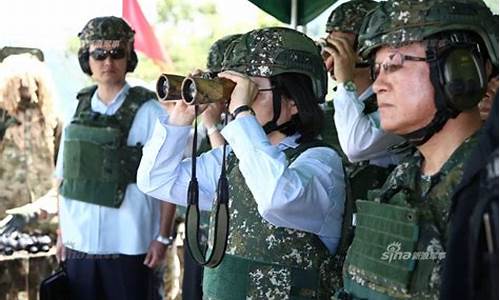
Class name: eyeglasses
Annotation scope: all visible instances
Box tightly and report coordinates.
[370,52,426,80]
[89,48,126,61]
[258,86,275,93]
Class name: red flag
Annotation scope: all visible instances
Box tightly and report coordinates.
[122,0,173,71]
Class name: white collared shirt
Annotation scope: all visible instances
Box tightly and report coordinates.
[56,83,165,255]
[137,115,345,254]
[333,83,405,167]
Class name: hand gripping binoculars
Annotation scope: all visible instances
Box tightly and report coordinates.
[156,73,236,105]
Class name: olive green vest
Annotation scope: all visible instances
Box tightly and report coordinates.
[59,85,155,208]
[203,141,337,300]
[322,101,395,295]
[342,133,479,300]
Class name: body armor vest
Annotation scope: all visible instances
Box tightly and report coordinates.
[59,85,155,208]
[203,141,337,299]
[342,133,479,299]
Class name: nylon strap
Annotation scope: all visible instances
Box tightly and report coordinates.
[185,105,230,268]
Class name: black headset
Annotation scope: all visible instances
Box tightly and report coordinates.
[435,43,487,113]
[78,47,138,76]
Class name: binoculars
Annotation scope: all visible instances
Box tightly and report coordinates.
[156,73,236,105]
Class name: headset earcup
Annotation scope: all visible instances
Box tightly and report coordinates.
[127,50,138,72]
[78,48,92,76]
[442,48,486,111]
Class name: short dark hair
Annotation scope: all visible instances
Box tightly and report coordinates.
[272,73,324,143]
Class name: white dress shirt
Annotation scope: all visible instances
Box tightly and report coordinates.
[137,115,345,254]
[333,83,405,167]
[56,83,164,255]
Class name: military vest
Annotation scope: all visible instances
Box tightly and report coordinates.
[59,85,155,208]
[203,141,337,300]
[0,107,55,217]
[322,101,395,294]
[342,133,479,300]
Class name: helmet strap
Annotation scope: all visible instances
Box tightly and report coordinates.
[400,44,456,146]
[263,78,283,134]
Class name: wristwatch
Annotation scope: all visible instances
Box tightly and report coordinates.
[343,80,357,93]
[156,235,174,246]
[231,105,255,119]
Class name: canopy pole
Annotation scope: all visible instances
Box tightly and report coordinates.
[291,0,298,29]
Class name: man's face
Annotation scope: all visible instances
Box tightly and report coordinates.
[250,76,297,128]
[372,43,436,135]
[88,40,128,86]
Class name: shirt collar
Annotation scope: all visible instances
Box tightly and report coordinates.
[277,133,301,150]
[92,83,130,115]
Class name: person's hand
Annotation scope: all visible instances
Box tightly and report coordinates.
[217,70,259,114]
[321,36,357,83]
[143,240,167,269]
[201,102,224,129]
[55,233,66,263]
[168,99,208,126]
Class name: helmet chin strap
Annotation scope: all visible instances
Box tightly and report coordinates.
[400,44,459,146]
[263,79,282,135]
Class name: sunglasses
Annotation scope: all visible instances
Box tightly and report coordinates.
[89,48,126,61]
[370,52,426,80]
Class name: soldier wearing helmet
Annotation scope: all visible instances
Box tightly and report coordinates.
[138,27,346,298]
[321,0,405,167]
[338,1,498,299]
[56,16,174,300]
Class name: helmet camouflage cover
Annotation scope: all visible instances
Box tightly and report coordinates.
[358,0,498,66]
[78,16,135,48]
[222,27,327,101]
[325,0,378,34]
[206,34,242,73]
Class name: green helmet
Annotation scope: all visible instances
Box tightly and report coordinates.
[325,0,377,34]
[206,34,242,73]
[78,16,135,47]
[358,0,498,66]
[222,27,327,101]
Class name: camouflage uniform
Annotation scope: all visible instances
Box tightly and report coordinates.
[0,53,58,218]
[343,134,478,299]
[340,1,498,299]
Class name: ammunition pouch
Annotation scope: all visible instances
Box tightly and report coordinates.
[344,199,420,299]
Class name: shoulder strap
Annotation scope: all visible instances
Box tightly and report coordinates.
[114,86,155,141]
[284,139,335,163]
[74,85,97,118]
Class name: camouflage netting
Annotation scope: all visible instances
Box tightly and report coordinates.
[0,53,59,217]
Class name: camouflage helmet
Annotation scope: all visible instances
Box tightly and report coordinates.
[78,16,135,47]
[206,34,242,73]
[358,0,499,66]
[222,27,327,101]
[325,0,378,34]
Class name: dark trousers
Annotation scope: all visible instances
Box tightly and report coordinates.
[182,241,204,300]
[65,248,159,300]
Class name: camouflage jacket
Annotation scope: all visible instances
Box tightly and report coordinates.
[343,132,479,300]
